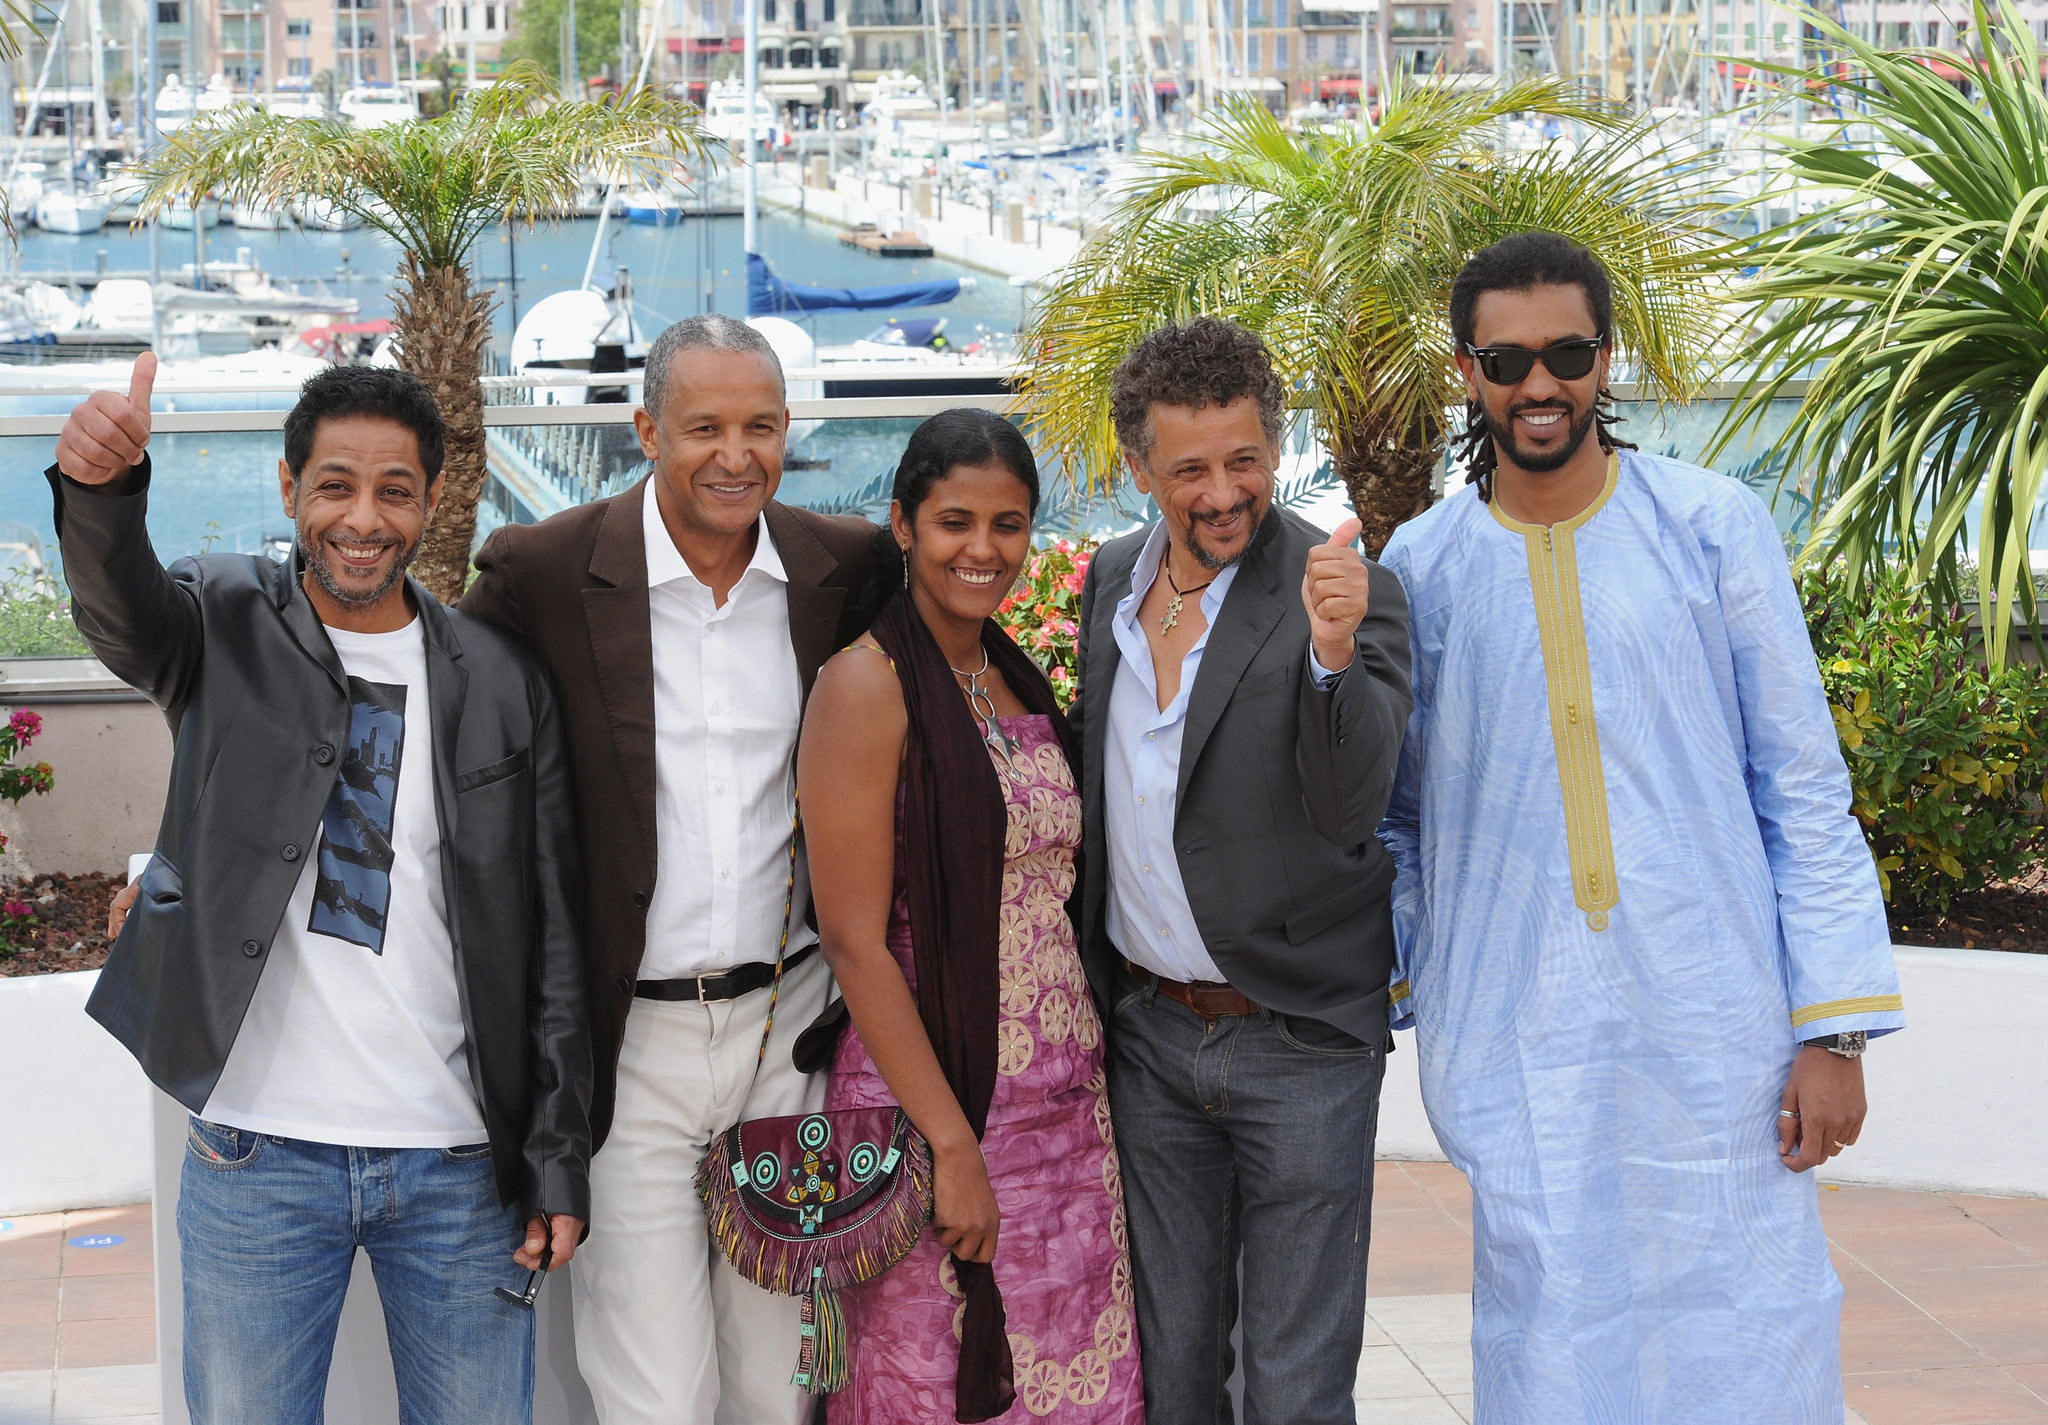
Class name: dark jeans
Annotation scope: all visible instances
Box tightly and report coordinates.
[1106,968,1386,1425]
[178,1118,534,1425]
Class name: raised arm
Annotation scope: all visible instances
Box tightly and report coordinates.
[1297,518,1414,847]
[798,642,999,1265]
[45,353,205,714]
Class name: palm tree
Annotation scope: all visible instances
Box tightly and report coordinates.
[134,63,708,600]
[1021,83,1725,556]
[1714,0,2048,667]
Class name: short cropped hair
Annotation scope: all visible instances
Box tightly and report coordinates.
[643,314,784,424]
[283,365,446,483]
[1109,316,1286,463]
[1449,231,1615,351]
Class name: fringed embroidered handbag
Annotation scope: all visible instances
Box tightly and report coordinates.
[694,801,935,1395]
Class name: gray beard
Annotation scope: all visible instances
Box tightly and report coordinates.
[1182,499,1262,571]
[299,530,419,610]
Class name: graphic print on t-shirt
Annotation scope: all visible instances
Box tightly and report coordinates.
[310,677,407,953]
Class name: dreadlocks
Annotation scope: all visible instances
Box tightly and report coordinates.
[1447,232,1637,503]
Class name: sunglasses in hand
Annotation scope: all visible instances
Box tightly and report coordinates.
[1463,338,1604,385]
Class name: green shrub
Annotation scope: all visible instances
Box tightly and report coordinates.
[0,569,90,658]
[1803,565,2048,914]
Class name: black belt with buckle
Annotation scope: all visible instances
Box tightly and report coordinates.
[636,943,818,1003]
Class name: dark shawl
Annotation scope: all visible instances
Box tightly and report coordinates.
[868,589,1083,1423]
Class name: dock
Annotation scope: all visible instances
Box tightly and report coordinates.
[838,224,934,258]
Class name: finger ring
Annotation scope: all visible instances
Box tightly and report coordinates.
[1779,1109,1800,1119]
[1833,1141,1847,1149]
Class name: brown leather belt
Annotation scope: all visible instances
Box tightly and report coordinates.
[1124,959,1258,1020]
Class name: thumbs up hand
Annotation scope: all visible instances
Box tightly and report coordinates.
[56,351,156,487]
[1301,516,1372,674]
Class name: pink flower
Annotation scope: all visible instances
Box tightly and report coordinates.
[3,900,30,918]
[8,709,41,743]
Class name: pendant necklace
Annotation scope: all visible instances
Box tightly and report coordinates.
[1159,561,1217,635]
[950,645,1022,776]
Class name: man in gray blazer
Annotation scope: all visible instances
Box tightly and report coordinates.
[1072,317,1413,1424]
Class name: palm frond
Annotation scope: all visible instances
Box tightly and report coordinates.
[133,62,709,273]
[1714,0,2048,664]
[1023,81,1727,506]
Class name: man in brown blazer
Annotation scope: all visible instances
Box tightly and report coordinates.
[459,314,879,1425]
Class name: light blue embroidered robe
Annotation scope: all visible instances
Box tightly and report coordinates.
[1377,450,1904,1425]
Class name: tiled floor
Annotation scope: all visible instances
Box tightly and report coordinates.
[1359,1162,2048,1425]
[0,1205,156,1424]
[1,1173,2042,1424]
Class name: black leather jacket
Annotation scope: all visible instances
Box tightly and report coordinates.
[47,458,593,1224]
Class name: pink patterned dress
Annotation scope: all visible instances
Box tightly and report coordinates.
[825,714,1144,1422]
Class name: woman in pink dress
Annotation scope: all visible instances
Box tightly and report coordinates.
[798,410,1142,1423]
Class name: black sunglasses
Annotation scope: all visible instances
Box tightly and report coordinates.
[1463,338,1604,385]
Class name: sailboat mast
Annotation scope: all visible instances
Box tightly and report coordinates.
[745,0,759,253]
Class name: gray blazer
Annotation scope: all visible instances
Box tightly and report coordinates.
[1072,506,1413,1042]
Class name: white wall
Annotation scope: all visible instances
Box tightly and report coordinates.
[0,969,153,1216]
[1372,945,2048,1200]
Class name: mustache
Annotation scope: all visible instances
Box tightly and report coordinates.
[319,529,404,550]
[1192,497,1259,525]
[1506,399,1575,419]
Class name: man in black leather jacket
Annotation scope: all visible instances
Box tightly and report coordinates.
[50,357,591,1425]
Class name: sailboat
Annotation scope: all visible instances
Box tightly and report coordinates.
[34,13,107,233]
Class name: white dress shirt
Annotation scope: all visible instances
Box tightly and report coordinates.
[640,491,813,979]
[1103,522,1241,985]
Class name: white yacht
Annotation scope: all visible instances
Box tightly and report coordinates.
[6,165,45,224]
[338,86,416,129]
[231,199,287,229]
[33,186,109,233]
[702,80,781,147]
[265,86,329,120]
[160,195,223,229]
[153,74,194,133]
[292,196,363,230]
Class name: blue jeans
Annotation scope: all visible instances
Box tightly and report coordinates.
[178,1117,535,1425]
[1106,968,1388,1425]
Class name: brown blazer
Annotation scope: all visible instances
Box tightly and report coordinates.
[461,477,883,1149]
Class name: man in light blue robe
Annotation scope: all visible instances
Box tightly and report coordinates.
[1376,231,1904,1425]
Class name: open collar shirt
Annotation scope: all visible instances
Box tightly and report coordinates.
[639,492,813,980]
[1103,521,1240,985]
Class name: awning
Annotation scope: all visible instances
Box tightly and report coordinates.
[1152,81,1183,94]
[1318,76,1364,94]
[1217,76,1284,92]
[763,82,825,103]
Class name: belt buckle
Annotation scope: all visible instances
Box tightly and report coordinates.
[696,975,709,1004]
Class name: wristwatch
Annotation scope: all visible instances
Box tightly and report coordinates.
[1801,1031,1868,1059]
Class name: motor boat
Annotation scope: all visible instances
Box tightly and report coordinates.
[95,166,147,222]
[621,185,686,225]
[702,79,782,148]
[33,185,109,234]
[292,197,362,230]
[6,166,44,225]
[153,73,194,133]
[265,86,329,119]
[338,86,416,129]
[231,198,288,229]
[160,195,223,230]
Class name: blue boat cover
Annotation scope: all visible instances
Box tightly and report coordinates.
[746,252,965,315]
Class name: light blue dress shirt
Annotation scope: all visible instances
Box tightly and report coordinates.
[1103,522,1241,985]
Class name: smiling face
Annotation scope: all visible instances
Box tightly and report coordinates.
[634,346,788,542]
[278,413,439,623]
[1126,397,1276,572]
[890,460,1035,628]
[1456,282,1611,475]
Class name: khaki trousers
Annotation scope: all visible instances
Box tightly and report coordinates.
[571,950,831,1425]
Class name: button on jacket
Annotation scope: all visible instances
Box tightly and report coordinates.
[46,457,594,1225]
